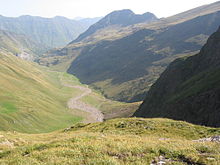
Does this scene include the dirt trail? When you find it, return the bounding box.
[63,83,104,123]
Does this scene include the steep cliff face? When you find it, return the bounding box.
[134,27,220,127]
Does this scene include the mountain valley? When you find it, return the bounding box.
[0,1,220,164]
[0,50,139,133]
[40,1,220,102]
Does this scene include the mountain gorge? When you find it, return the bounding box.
[134,26,220,127]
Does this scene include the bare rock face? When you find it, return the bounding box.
[134,27,220,127]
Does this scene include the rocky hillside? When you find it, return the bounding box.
[134,27,220,127]
[0,15,100,48]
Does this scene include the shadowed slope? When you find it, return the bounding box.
[134,27,220,127]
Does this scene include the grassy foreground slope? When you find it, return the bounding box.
[0,118,219,164]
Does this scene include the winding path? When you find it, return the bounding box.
[63,83,104,122]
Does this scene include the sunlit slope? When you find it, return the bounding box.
[0,51,82,133]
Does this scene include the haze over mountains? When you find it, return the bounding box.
[0,29,44,60]
[0,15,101,59]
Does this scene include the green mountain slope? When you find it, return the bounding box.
[0,118,220,164]
[134,27,220,127]
[0,51,84,133]
[0,15,100,48]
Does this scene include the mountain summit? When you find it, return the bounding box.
[99,9,157,26]
[72,9,157,43]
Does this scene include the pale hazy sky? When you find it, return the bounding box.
[0,0,219,19]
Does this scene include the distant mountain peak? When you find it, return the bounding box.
[73,17,85,20]
[94,9,157,27]
[142,12,155,16]
[53,16,67,19]
[72,9,157,43]
[19,15,31,17]
[53,16,71,21]
[107,9,135,16]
